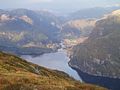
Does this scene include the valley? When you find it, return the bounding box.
[0,7,120,90]
[21,48,81,81]
[0,51,106,90]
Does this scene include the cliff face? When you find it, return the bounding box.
[0,52,106,90]
[70,10,120,78]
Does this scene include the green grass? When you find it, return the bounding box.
[0,52,107,90]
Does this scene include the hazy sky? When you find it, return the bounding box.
[0,0,120,13]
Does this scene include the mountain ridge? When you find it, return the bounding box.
[69,9,120,78]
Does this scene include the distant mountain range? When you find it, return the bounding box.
[0,9,62,55]
[0,9,61,43]
[61,19,96,39]
[66,6,120,20]
[0,7,120,55]
[61,6,120,39]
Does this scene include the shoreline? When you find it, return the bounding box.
[21,47,82,81]
[68,61,120,90]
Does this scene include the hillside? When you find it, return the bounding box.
[0,8,118,55]
[0,51,106,90]
[61,19,96,39]
[69,10,120,78]
[0,9,61,42]
[0,9,61,55]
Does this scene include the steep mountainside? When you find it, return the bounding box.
[0,9,61,55]
[61,19,96,39]
[0,51,106,90]
[69,10,120,78]
[0,8,117,55]
[0,9,61,42]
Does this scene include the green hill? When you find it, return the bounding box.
[0,52,106,90]
[0,9,61,55]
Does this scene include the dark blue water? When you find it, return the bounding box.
[71,66,120,90]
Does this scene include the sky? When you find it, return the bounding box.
[0,0,120,13]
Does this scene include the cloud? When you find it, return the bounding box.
[29,0,53,3]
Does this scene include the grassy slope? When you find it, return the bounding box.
[0,52,106,90]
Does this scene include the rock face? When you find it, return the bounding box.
[0,52,106,90]
[69,10,120,90]
[70,10,120,78]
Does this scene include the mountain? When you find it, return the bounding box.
[0,9,61,42]
[61,6,120,40]
[0,51,106,90]
[1,8,120,55]
[0,9,61,55]
[1,7,119,55]
[61,19,96,39]
[67,6,120,20]
[69,10,120,90]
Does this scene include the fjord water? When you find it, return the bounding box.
[22,48,81,81]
